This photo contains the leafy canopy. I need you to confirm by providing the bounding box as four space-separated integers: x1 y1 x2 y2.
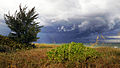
4 5 43 44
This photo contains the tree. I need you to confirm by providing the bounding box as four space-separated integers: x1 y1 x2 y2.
4 5 43 45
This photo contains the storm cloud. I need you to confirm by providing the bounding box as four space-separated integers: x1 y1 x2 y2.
0 0 120 43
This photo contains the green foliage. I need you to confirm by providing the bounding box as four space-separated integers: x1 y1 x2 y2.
47 42 101 63
4 5 43 45
0 35 31 52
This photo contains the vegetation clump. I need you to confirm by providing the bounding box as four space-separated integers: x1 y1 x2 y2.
0 35 33 52
4 5 43 46
0 35 22 52
47 42 101 63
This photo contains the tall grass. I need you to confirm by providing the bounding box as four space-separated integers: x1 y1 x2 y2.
0 43 120 68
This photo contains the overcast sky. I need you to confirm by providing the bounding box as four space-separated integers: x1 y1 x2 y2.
0 0 120 25
1 0 120 43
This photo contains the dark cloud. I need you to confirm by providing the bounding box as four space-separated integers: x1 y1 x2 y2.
1 0 120 43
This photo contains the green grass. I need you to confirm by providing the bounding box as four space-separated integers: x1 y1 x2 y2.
0 43 120 68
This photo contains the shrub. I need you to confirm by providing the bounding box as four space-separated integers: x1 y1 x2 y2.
47 42 101 63
0 35 30 52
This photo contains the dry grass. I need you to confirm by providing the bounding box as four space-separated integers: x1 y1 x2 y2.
34 43 60 48
0 44 59 68
0 44 120 68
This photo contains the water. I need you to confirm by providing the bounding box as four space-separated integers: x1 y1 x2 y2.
84 43 120 48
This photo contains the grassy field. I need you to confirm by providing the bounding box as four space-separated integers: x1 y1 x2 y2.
0 43 120 68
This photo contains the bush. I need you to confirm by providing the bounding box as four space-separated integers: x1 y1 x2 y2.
47 42 101 63
0 35 34 52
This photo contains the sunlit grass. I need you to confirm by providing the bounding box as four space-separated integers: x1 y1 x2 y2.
34 43 60 48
